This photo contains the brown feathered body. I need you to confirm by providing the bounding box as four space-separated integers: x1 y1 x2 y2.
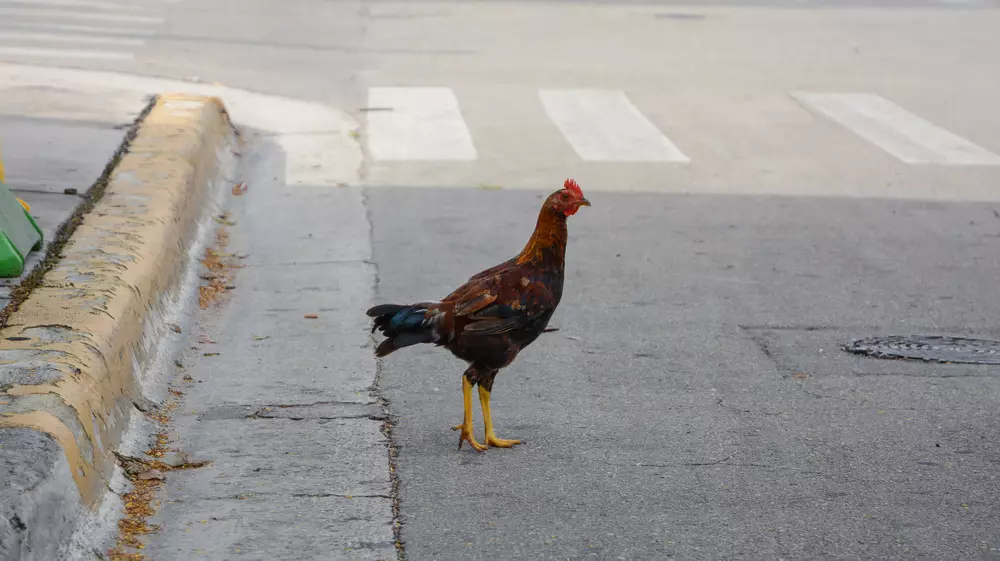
367 183 588 390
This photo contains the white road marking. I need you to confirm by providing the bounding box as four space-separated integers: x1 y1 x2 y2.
538 89 690 162
793 92 1000 165
0 21 156 35
0 46 133 59
0 0 145 11
0 64 361 187
0 8 162 24
366 87 477 161
0 31 144 46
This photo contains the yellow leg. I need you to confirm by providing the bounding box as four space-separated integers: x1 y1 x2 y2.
479 386 521 448
451 376 486 452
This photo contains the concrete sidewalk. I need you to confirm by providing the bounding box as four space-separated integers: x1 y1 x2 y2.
1 93 237 561
0 64 368 561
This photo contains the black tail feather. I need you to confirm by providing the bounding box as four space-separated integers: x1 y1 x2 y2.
366 304 408 318
367 304 408 334
367 303 437 357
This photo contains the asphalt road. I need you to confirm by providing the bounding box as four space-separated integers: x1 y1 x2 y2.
2 0 1000 559
371 187 1000 560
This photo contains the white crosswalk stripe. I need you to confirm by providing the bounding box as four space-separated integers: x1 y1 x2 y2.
0 46 133 59
0 0 164 64
4 0 146 11
2 21 156 36
366 87 478 161
0 8 162 24
539 89 690 162
793 92 1000 166
0 31 143 46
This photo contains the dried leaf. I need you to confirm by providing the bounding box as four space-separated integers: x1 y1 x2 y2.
232 182 248 195
203 352 220 357
304 314 319 319
169 323 182 334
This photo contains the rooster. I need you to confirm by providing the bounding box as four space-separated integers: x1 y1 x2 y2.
367 179 590 452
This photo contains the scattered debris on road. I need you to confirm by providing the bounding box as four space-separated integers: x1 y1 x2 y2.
108 388 210 561
198 219 241 308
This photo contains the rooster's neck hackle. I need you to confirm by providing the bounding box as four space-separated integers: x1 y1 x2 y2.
515 205 567 267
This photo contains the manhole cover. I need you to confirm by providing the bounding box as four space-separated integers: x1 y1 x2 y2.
843 335 1000 365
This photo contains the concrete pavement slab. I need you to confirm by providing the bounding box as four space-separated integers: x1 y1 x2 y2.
141 130 393 560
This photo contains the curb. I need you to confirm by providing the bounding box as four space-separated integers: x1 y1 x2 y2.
0 93 236 560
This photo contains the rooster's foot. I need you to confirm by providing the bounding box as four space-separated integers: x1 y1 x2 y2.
485 434 521 448
478 385 521 449
452 423 487 452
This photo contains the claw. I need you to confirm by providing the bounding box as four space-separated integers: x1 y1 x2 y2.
454 422 487 452
486 436 521 448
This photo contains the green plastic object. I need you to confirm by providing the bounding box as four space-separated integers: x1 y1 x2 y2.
0 149 44 278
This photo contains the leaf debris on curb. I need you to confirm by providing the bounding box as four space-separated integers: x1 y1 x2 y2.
198 219 241 308
107 391 210 561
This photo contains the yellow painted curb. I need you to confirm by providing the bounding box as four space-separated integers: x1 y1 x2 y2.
0 94 235 515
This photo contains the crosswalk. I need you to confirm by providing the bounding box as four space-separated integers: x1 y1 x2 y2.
365 87 1000 169
792 92 1000 166
367 87 478 161
539 89 690 163
0 0 169 62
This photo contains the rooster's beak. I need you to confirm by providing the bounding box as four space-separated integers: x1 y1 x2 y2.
578 198 591 207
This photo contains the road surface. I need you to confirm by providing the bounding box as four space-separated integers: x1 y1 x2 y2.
2 0 999 559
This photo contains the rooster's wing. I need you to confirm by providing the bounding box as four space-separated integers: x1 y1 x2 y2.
444 266 558 337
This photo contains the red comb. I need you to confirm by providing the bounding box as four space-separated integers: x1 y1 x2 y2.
563 178 583 198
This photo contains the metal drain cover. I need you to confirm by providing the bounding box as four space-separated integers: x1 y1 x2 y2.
843 335 1000 365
